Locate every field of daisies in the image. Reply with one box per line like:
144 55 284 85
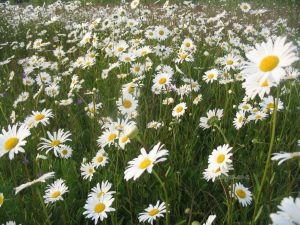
0 0 300 224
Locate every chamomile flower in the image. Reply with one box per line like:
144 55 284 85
97 127 118 148
208 144 233 171
38 129 72 156
259 96 284 113
29 109 53 127
43 179 68 204
203 164 231 182
0 124 31 160
116 94 138 115
270 197 300 225
81 162 96 181
138 201 166 224
230 182 252 207
172 102 187 118
92 149 109 168
203 69 219 83
233 111 246 129
240 3 251 13
199 109 224 129
89 181 116 199
124 142 168 181
242 37 298 85
153 73 172 91
83 194 115 224
58 145 73 159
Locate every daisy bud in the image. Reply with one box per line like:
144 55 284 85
191 221 201 225
125 125 139 139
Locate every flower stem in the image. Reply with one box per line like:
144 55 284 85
153 170 170 225
214 124 229 144
252 88 279 224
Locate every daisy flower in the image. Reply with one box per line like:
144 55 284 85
153 72 172 91
203 164 231 182
38 129 72 156
242 36 298 85
208 144 233 171
28 109 53 128
138 201 166 224
199 109 224 129
83 194 115 224
259 96 284 113
0 124 31 160
116 94 138 115
97 128 118 148
81 162 96 181
203 69 219 83
58 145 73 159
172 102 187 118
233 111 246 130
242 74 274 99
230 182 252 207
270 197 300 225
124 142 169 181
271 151 300 165
43 179 68 204
88 181 116 199
92 149 109 168
240 3 251 13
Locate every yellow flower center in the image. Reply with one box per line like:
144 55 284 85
185 42 191 47
139 158 152 169
259 55 279 72
51 140 61 147
176 106 184 113
134 66 140 72
159 77 167 85
159 30 164 35
35 114 45 121
117 47 124 52
226 59 234 65
97 156 104 163
266 103 274 110
238 116 244 123
61 149 68 155
180 53 188 60
148 208 159 216
213 167 221 173
88 168 95 174
128 85 135 94
51 191 61 198
4 137 19 151
216 154 225 163
208 74 215 79
94 203 106 213
108 133 117 142
235 188 246 199
124 56 131 62
0 194 4 206
122 100 132 109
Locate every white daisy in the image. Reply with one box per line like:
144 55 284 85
92 149 109 168
230 182 252 207
38 129 72 156
43 179 68 204
88 181 116 199
81 162 96 181
83 194 115 224
208 144 233 171
124 142 169 181
138 201 166 225
172 102 187 118
0 124 31 160
199 109 224 129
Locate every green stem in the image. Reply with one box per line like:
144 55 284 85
214 124 229 144
153 170 170 225
252 88 279 224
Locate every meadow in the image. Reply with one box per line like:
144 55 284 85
0 0 300 225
